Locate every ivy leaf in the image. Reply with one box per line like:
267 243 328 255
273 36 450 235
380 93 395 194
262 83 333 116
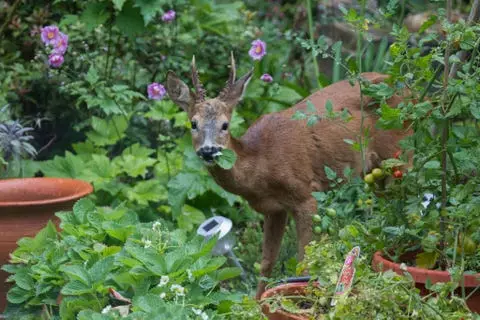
80 2 110 32
214 149 237 170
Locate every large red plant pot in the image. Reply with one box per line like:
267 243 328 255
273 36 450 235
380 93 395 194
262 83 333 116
372 251 480 313
260 282 313 320
0 178 93 312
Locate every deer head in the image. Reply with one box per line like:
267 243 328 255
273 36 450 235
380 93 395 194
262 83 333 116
165 53 253 164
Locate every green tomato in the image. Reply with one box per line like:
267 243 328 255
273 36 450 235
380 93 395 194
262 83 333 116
314 226 322 234
328 226 335 235
326 208 337 217
312 214 322 223
364 173 375 184
372 168 384 179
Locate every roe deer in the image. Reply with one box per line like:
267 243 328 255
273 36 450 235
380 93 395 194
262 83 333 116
165 54 410 298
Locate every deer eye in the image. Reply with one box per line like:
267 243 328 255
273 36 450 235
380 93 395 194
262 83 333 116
221 122 229 131
191 121 198 130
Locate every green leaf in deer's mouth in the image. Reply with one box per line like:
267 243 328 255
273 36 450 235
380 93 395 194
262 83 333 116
214 149 237 169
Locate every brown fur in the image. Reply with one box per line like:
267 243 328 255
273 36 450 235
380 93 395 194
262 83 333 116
166 61 411 299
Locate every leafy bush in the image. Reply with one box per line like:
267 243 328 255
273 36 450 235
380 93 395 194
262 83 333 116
3 199 243 319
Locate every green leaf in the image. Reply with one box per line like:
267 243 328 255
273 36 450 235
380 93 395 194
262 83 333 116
376 102 403 130
86 66 99 85
40 151 86 178
424 160 440 169
7 286 31 304
306 100 316 113
415 251 438 269
291 110 307 120
61 280 93 295
86 116 129 146
112 0 127 11
134 0 165 25
80 2 110 32
177 205 205 231
115 1 146 38
125 180 167 205
324 166 337 180
214 149 237 170
89 256 115 283
12 268 34 291
73 198 96 224
215 267 242 281
307 115 319 127
60 265 91 285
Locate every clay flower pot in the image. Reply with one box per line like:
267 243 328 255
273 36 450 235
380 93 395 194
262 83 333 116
0 177 93 311
372 251 480 313
260 282 312 320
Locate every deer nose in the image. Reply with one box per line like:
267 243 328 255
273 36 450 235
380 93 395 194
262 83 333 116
197 146 221 160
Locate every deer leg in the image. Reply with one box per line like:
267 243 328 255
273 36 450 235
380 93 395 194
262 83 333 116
293 198 317 261
256 211 288 299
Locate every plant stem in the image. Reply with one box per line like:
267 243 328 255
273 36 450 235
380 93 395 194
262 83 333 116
306 0 321 88
438 0 452 269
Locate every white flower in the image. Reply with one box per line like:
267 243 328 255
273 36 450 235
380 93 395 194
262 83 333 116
400 263 408 271
192 308 202 315
143 239 152 249
201 312 209 320
170 284 185 296
160 292 166 299
101 305 112 314
158 275 169 287
153 221 162 230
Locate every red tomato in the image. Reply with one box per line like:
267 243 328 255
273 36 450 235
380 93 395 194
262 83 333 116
393 170 403 179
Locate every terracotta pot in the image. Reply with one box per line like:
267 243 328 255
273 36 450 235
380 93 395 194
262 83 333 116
260 282 313 320
0 178 93 312
372 251 480 313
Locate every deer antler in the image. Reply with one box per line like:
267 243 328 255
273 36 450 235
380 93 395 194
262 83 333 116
191 55 206 103
219 52 236 100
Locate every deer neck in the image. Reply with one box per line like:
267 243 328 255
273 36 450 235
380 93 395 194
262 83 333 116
207 136 254 197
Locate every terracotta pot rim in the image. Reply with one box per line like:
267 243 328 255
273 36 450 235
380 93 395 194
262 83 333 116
261 282 311 300
0 177 93 207
372 250 480 286
261 282 315 320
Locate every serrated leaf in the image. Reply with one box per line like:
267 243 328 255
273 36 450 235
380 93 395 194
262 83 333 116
12 268 34 291
60 265 91 285
215 267 242 281
214 149 237 170
86 116 129 146
424 160 440 169
80 2 110 32
291 110 307 120
324 166 336 180
306 100 316 113
112 0 127 11
177 205 205 231
376 102 403 129
115 1 145 38
61 280 93 295
7 286 31 304
86 66 99 85
133 0 165 25
125 179 167 205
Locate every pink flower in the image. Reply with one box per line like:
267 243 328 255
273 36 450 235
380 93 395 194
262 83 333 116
147 83 166 100
53 32 68 55
162 10 176 22
48 53 64 68
248 39 267 60
260 73 273 83
41 25 60 46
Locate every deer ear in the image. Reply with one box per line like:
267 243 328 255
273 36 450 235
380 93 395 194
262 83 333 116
165 71 194 112
218 68 253 107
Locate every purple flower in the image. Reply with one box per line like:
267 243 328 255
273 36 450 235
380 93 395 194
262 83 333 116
41 25 60 46
53 32 68 55
162 10 176 22
48 53 64 68
248 39 267 60
260 73 273 83
147 83 166 100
